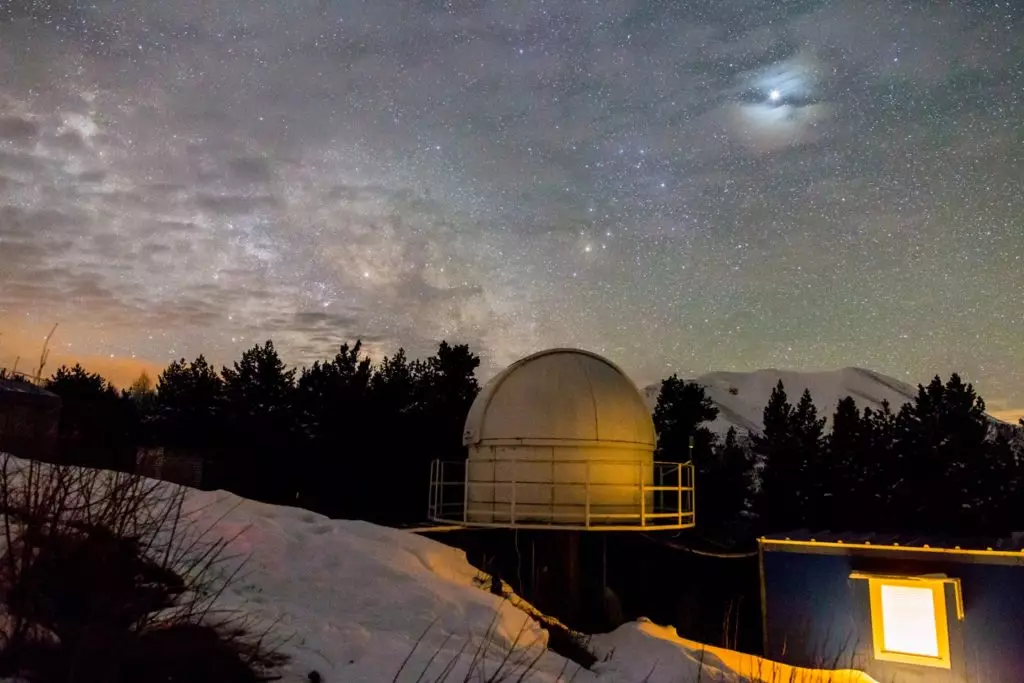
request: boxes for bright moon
[769,89,781,102]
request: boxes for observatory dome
[459,349,665,528]
[463,348,655,450]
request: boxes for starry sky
[0,1,1021,419]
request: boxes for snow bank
[182,489,565,683]
[0,454,877,683]
[183,488,877,683]
[591,620,878,683]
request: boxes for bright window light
[852,572,957,669]
[879,584,940,657]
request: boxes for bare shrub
[0,455,287,682]
[394,603,581,683]
[395,599,875,683]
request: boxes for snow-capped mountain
[643,367,919,436]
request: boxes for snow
[591,620,877,683]
[183,489,560,683]
[643,367,918,436]
[0,455,879,682]
[177,485,879,683]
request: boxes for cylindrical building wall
[466,444,656,525]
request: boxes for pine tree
[153,356,224,452]
[753,381,799,532]
[893,374,996,533]
[46,365,134,470]
[652,375,719,463]
[791,389,826,524]
[220,341,297,503]
[705,427,753,533]
[420,341,480,460]
[654,376,744,538]
[370,348,419,415]
[860,400,897,527]
[295,341,374,516]
[825,397,864,530]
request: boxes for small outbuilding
[0,375,61,461]
[428,348,694,530]
[759,531,1024,683]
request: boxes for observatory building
[429,348,694,530]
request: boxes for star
[0,0,1018,418]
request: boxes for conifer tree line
[23,342,1024,537]
[653,374,1024,539]
[38,339,479,525]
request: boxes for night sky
[0,1,1021,418]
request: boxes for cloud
[0,0,1020,404]
[0,117,39,142]
[194,193,280,215]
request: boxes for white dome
[426,348,694,530]
[463,348,655,450]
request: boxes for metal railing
[428,457,695,531]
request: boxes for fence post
[427,460,435,520]
[585,462,591,529]
[639,461,646,528]
[510,458,517,525]
[690,464,696,527]
[677,463,683,527]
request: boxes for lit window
[878,584,940,657]
[851,572,961,669]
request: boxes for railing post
[510,458,517,525]
[639,461,646,528]
[428,460,435,519]
[585,461,591,529]
[691,463,696,526]
[677,463,683,527]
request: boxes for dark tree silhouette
[220,341,297,504]
[790,389,826,523]
[702,427,752,533]
[652,375,718,463]
[295,341,374,516]
[420,341,481,461]
[39,341,1023,543]
[752,381,796,531]
[652,377,752,532]
[891,374,1002,533]
[46,365,135,471]
[152,356,225,453]
[754,385,827,532]
[823,396,865,530]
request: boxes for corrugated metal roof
[761,530,1024,553]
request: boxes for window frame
[849,571,962,670]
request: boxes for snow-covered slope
[0,453,876,683]
[643,367,918,436]
[176,483,876,682]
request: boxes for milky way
[0,1,1021,416]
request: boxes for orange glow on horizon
[991,409,1024,425]
[0,323,162,389]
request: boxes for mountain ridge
[642,366,921,436]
